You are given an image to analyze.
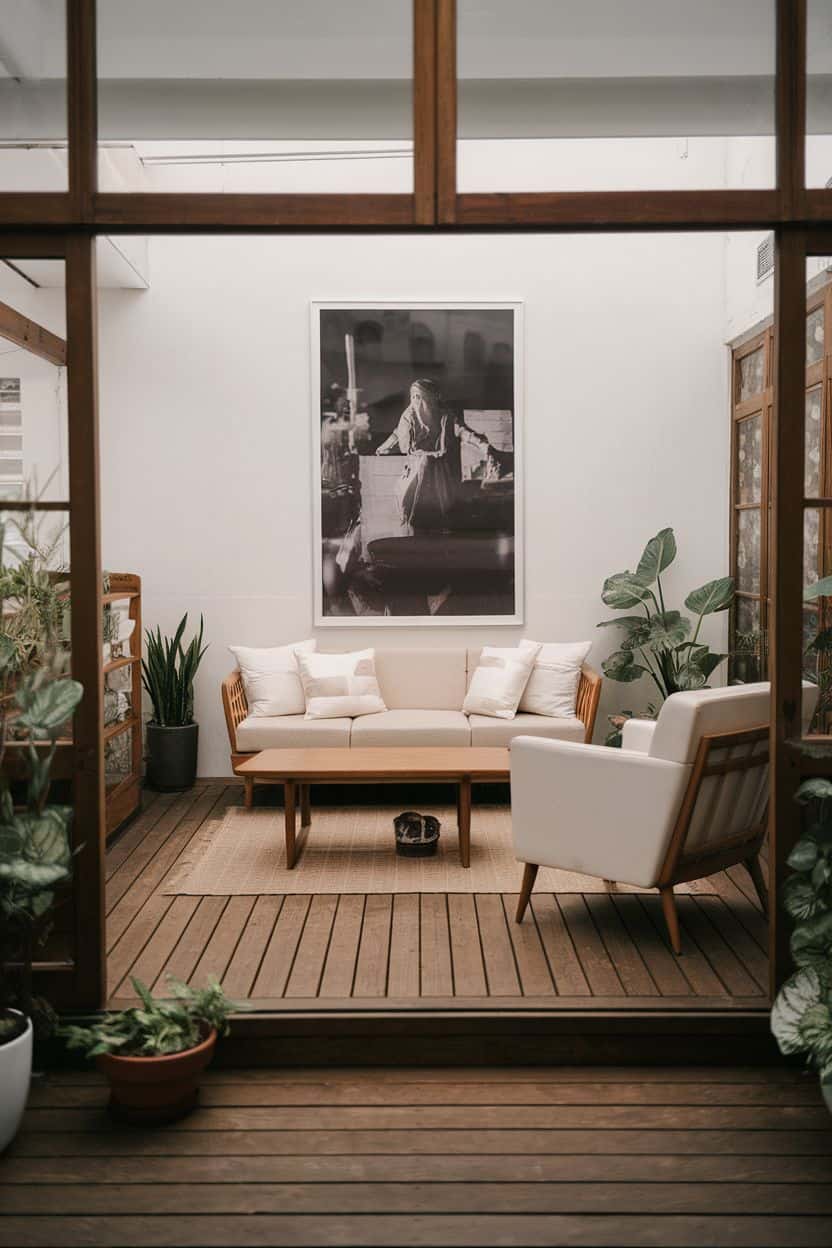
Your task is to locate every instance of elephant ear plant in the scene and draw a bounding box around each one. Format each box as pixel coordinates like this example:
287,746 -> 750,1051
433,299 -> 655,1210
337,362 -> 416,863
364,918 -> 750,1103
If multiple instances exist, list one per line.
771,778 -> 832,1110
142,614 -> 207,792
598,527 -> 734,744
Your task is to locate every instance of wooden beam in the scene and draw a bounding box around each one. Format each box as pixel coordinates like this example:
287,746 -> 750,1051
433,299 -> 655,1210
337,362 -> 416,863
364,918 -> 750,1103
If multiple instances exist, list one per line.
436,0 -> 457,224
454,190 -> 786,230
90,193 -> 416,230
769,227 -> 808,998
65,233 -> 106,1010
0,299 -> 67,365
413,0 -> 437,226
67,0 -> 98,205
776,0 -> 806,216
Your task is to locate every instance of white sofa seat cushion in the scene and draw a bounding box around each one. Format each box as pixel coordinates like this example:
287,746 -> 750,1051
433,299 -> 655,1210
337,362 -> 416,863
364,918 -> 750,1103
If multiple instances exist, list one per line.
235,714 -> 352,751
469,713 -> 585,747
350,709 -> 471,748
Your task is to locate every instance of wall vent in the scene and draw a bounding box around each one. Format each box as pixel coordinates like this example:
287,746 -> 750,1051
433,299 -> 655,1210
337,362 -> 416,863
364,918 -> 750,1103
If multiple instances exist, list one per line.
757,234 -> 775,282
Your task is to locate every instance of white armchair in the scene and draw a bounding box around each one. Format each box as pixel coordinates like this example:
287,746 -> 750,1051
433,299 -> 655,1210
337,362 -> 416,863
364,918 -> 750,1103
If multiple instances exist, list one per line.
510,681 -> 818,953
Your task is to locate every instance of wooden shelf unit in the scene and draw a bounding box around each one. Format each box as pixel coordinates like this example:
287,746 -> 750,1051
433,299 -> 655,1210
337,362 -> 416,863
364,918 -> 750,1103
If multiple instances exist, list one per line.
102,573 -> 143,836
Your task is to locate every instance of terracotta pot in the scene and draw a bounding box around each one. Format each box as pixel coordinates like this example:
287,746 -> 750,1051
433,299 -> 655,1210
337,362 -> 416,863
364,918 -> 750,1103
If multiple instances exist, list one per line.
96,1026 -> 216,1124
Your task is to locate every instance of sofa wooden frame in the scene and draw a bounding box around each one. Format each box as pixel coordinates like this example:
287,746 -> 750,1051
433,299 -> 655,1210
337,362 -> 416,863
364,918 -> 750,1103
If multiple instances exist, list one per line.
3,0 -> 828,1016
222,663 -> 603,777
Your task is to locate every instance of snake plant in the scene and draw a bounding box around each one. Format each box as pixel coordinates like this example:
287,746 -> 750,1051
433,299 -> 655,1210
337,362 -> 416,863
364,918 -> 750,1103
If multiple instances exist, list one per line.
142,614 -> 207,727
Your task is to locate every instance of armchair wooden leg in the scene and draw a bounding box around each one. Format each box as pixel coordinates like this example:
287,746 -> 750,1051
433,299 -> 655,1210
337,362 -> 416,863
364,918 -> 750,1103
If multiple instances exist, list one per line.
746,854 -> 769,916
660,886 -> 682,955
515,863 -> 539,923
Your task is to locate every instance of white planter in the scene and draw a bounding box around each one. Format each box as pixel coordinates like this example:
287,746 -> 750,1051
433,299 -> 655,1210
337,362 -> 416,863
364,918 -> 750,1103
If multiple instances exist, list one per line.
0,1012 -> 33,1153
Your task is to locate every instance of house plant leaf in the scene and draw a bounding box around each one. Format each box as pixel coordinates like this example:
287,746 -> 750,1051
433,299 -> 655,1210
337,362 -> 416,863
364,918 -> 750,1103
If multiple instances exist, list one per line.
804,574 -> 832,602
771,967 -> 824,1055
596,616 -> 652,650
601,651 -> 650,683
647,610 -> 690,652
16,677 -> 83,738
684,577 -> 735,616
601,573 -> 653,610
634,527 -> 677,587
791,910 -> 832,968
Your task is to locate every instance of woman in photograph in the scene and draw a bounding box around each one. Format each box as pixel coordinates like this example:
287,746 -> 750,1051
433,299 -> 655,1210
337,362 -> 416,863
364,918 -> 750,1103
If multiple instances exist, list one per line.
375,377 -> 491,533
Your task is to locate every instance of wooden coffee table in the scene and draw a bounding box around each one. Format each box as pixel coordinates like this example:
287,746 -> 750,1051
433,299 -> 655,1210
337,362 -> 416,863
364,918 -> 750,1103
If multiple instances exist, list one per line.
235,746 -> 511,869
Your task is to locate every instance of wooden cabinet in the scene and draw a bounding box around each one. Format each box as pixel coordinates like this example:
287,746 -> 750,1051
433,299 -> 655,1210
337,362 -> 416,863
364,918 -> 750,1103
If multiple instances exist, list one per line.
102,572 -> 143,836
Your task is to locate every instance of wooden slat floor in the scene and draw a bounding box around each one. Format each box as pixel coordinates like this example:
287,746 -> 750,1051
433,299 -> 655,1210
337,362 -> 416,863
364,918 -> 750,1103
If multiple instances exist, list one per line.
105,782 -> 771,1008
4,1065 -> 831,1246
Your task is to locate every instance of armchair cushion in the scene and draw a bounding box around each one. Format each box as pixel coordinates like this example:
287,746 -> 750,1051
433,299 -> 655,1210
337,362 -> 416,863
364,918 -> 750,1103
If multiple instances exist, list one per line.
620,718 -> 658,754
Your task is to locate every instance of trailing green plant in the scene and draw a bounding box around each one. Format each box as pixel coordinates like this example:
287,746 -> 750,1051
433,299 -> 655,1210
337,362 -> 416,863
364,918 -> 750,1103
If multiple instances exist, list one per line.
142,614 -> 207,727
598,528 -> 734,742
59,976 -> 241,1058
0,517 -> 83,1031
771,778 -> 832,1090
803,575 -> 832,732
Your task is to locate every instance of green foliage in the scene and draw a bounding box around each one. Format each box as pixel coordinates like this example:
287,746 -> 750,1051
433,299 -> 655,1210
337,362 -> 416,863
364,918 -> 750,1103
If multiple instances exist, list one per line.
59,977 -> 243,1059
772,780 -> 832,1084
598,528 -> 734,735
142,614 -> 207,727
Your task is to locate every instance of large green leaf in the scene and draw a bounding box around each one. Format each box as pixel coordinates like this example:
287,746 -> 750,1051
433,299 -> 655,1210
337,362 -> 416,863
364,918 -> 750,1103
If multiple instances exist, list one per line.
0,858 -> 69,889
805,574 -> 832,602
684,577 -> 735,616
797,778 -> 832,804
15,807 -> 73,867
602,650 -> 650,683
791,911 -> 832,967
648,610 -> 691,653
788,836 -> 820,873
0,632 -> 16,673
16,677 -> 83,737
596,616 -> 651,650
782,874 -> 824,921
807,626 -> 832,655
674,663 -> 708,692
771,967 -> 824,1055
635,528 -> 676,587
601,573 -> 653,610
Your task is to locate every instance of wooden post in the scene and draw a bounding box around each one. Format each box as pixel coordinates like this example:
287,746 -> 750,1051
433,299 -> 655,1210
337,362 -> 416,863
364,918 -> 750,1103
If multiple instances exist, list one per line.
776,0 -> 806,219
436,0 -> 457,224
66,233 -> 106,1009
413,0 -> 437,225
67,0 -> 98,208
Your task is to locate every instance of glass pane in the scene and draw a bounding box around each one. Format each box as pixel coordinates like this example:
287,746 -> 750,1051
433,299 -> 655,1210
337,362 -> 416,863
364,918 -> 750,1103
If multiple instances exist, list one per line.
803,607 -> 821,689
97,1 -> 412,193
458,0 -> 776,192
732,596 -> 766,683
737,347 -> 765,402
805,507 -> 821,592
736,509 -> 761,593
807,0 -> 832,187
0,1 -> 67,190
807,305 -> 825,366
737,414 -> 762,505
806,386 -> 823,496
105,730 -> 132,792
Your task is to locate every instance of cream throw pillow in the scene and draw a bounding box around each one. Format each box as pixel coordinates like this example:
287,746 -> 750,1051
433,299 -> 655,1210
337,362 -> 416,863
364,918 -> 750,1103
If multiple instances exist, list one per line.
229,640 -> 316,717
519,640 -> 592,718
463,641 -> 541,720
299,648 -> 387,720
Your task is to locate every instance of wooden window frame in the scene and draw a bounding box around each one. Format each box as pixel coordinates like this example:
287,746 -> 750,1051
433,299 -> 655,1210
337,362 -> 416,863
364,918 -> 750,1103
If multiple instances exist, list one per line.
0,0 -> 827,1009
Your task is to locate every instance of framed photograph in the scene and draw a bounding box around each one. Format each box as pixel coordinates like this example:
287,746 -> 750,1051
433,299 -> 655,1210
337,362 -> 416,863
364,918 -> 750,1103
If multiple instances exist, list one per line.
311,301 -> 523,626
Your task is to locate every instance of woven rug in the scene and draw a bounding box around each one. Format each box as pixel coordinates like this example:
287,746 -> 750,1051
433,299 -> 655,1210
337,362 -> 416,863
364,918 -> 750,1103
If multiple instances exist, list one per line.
163,803 -> 705,897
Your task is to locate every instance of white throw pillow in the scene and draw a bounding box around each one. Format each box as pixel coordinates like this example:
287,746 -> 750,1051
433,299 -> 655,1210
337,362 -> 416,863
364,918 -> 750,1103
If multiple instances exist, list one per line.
519,640 -> 592,718
229,640 -> 316,717
463,641 -> 541,720
299,648 -> 387,720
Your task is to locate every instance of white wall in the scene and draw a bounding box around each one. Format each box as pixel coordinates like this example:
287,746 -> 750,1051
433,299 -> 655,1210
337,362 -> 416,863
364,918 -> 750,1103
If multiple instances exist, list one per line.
96,231 -> 732,774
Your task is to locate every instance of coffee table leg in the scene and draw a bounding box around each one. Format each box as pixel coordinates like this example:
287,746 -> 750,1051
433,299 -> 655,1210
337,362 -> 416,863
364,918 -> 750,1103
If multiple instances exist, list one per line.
244,776 -> 254,810
300,783 -> 311,828
458,776 -> 471,868
284,780 -> 297,869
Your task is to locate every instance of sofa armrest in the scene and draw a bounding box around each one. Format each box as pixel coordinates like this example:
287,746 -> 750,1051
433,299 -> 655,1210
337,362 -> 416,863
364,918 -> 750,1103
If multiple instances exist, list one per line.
509,735 -> 690,888
221,670 -> 249,755
620,717 -> 658,754
576,665 -> 602,742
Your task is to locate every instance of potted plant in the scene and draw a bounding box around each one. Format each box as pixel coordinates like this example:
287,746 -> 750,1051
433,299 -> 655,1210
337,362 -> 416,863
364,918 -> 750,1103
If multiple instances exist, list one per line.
142,613 -> 207,791
771,777 -> 832,1111
597,527 -> 735,744
59,976 -> 239,1124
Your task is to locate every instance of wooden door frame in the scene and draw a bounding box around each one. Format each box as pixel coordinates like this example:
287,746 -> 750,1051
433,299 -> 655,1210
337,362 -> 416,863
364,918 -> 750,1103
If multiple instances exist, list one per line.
0,0 -> 828,1009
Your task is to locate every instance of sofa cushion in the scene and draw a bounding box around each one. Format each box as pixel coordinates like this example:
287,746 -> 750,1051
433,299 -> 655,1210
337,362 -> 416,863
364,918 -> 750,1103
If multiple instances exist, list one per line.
235,714 -> 351,752
468,713 -> 585,747
518,640 -> 592,717
463,641 -> 541,720
350,709 -> 471,748
299,648 -> 386,719
372,648 -> 467,710
229,639 -> 315,717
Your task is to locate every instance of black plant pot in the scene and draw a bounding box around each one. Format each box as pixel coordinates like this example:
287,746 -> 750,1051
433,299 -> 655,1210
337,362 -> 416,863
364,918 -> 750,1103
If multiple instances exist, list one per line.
146,723 -> 199,792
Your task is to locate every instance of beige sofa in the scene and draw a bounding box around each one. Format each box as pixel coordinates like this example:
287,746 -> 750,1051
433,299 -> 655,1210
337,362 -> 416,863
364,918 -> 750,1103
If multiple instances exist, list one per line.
222,647 -> 602,771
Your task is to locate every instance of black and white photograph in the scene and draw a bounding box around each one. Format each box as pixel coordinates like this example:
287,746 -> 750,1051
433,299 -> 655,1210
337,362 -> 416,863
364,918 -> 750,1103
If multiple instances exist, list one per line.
313,302 -> 521,624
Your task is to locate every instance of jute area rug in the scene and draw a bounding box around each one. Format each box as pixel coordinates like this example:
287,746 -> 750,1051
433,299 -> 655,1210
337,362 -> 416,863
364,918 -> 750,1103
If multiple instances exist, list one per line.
164,803 -> 704,897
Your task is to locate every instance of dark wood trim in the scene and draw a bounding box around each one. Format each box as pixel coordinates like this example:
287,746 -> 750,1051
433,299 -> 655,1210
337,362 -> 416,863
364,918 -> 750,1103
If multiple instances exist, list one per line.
0,232 -> 69,258
65,233 -> 106,1010
454,191 -> 787,230
413,0 -> 437,226
1,501 -> 70,511
806,193 -> 832,224
67,0 -> 98,207
770,227 -> 808,998
0,299 -> 67,365
90,193 -> 417,230
436,0 -> 457,224
776,0 -> 806,214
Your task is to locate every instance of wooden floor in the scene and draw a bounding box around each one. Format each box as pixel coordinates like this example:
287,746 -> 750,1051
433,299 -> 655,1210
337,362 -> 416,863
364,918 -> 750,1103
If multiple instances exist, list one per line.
105,782 -> 771,1009
3,1065 -> 831,1246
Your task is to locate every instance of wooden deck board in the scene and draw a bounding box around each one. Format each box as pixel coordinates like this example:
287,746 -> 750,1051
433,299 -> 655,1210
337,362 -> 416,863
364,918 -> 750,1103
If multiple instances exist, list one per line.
105,789 -> 772,1009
